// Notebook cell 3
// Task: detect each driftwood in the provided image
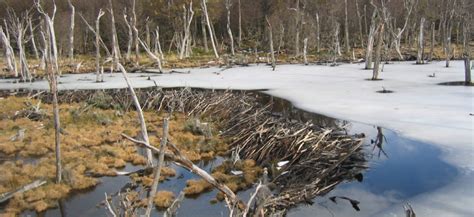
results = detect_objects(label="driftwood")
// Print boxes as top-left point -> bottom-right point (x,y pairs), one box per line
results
0,180 -> 47,203
164,191 -> 185,217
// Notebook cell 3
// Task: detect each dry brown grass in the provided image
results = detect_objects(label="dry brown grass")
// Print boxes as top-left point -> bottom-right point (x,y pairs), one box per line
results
0,95 -> 230,214
153,191 -> 176,209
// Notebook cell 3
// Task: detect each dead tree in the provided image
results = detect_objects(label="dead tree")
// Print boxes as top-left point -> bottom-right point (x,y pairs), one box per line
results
372,21 -> 385,80
201,0 -> 219,58
145,17 -> 151,48
0,26 -> 17,76
117,63 -> 154,166
124,13 -> 133,61
443,0 -> 456,68
416,17 -> 425,64
132,0 -> 140,64
365,10 -> 378,69
67,0 -> 75,60
382,0 -> 416,60
278,23 -> 285,54
36,0 -> 62,183
289,0 -> 302,56
356,0 -> 364,47
108,0 -> 121,71
79,14 -> 111,57
7,9 -> 32,81
461,0 -> 471,84
225,0 -> 235,56
145,118 -> 169,217
139,38 -> 163,72
179,2 -> 194,60
154,26 -> 165,61
303,38 -> 308,65
266,16 -> 276,71
332,21 -> 342,63
344,0 -> 350,52
201,15 -> 209,52
315,13 -> 320,52
95,9 -> 106,83
28,18 -> 39,59
429,22 -> 435,62
238,0 -> 242,47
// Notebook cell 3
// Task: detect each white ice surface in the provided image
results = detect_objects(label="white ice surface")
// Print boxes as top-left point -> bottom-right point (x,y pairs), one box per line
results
1,61 -> 473,216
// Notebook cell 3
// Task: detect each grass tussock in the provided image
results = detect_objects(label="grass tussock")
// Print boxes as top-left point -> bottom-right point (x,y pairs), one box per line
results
153,191 -> 175,209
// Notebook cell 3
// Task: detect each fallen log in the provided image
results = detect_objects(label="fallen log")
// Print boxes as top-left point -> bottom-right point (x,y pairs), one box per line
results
0,180 -> 47,203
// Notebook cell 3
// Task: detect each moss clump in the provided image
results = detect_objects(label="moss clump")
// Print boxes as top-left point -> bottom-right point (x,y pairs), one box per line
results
183,179 -> 213,196
153,191 -> 175,209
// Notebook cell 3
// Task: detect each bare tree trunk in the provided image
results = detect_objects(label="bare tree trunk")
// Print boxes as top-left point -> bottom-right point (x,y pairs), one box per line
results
28,18 -> 39,59
17,24 -> 31,81
154,26 -> 165,61
416,17 -> 425,64
225,0 -> 235,56
373,22 -> 385,80
278,23 -> 285,54
67,0 -> 75,60
145,17 -> 151,48
294,0 -> 301,56
201,15 -> 208,52
117,63 -> 154,166
344,0 -> 350,52
266,16 -> 276,71
333,21 -> 341,63
36,0 -> 61,183
0,26 -> 17,76
462,13 -> 471,84
145,118 -> 169,217
124,13 -> 133,61
95,9 -> 105,83
179,2 -> 194,60
139,38 -> 163,72
132,0 -> 140,65
316,13 -> 320,52
365,10 -> 377,69
201,0 -> 219,58
356,0 -> 364,47
429,22 -> 435,62
303,38 -> 308,65
108,0 -> 121,71
238,0 -> 242,47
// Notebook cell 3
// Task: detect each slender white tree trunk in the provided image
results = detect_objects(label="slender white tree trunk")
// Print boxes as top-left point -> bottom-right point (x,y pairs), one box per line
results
108,0 -> 121,71
28,18 -> 39,59
0,26 -> 17,76
373,22 -> 385,80
356,0 -> 364,47
238,0 -> 242,47
344,0 -> 350,53
266,17 -> 276,71
416,17 -> 425,64
429,22 -> 435,62
225,0 -> 235,56
303,38 -> 308,65
145,118 -> 169,217
95,9 -> 105,83
365,10 -> 377,69
179,2 -> 194,59
316,13 -> 320,52
132,0 -> 140,65
67,0 -> 75,60
201,0 -> 219,58
124,13 -> 133,61
154,26 -> 165,61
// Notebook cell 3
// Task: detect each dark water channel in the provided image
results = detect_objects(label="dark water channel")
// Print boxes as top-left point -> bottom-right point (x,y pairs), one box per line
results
5,90 -> 458,217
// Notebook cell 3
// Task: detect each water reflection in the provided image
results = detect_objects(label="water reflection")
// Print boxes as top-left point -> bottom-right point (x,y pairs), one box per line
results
288,123 -> 459,217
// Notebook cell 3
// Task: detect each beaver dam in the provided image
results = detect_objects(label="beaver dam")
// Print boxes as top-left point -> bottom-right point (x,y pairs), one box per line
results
0,88 -> 367,216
